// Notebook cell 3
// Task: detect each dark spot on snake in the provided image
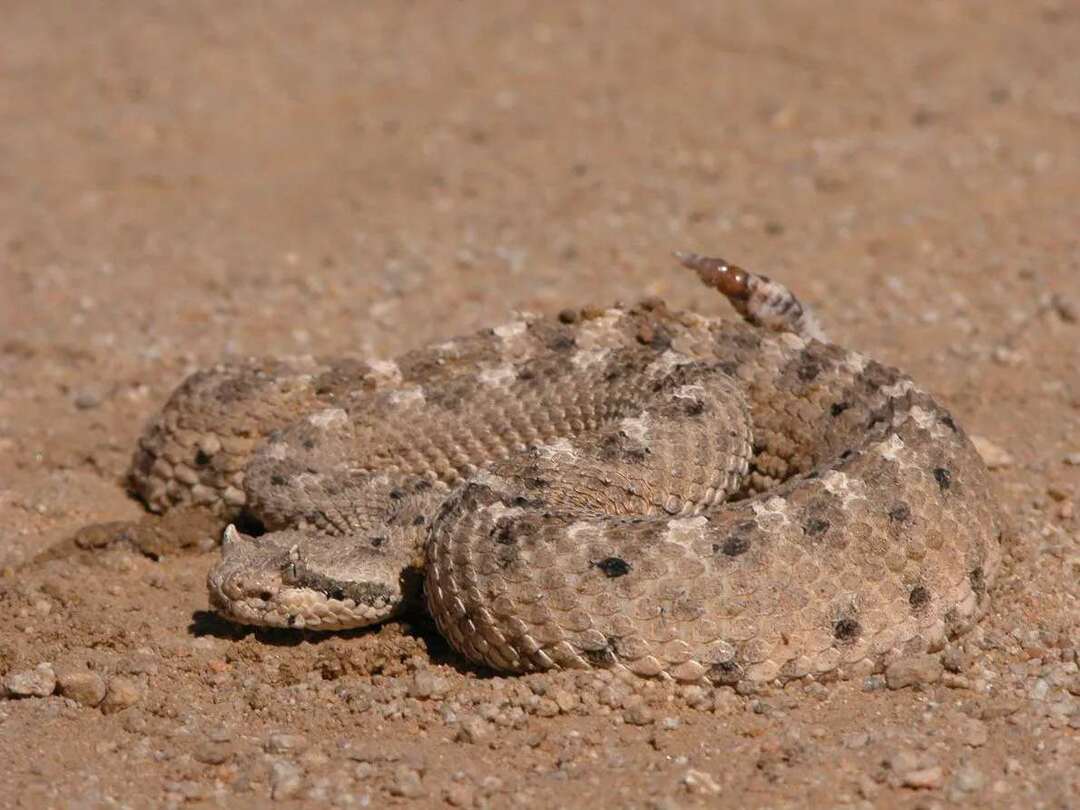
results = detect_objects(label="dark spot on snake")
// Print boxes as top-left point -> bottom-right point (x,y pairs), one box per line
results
414,479 -> 432,492
830,401 -> 851,417
833,618 -> 861,642
389,488 -> 404,500
194,449 -> 212,466
557,308 -> 579,324
412,515 -> 425,526
683,399 -> 706,416
969,566 -> 985,597
302,438 -> 317,450
548,334 -> 576,352
909,585 -> 931,610
707,659 -> 743,686
326,586 -> 346,601
840,449 -> 856,461
258,590 -> 273,601
797,360 -> 820,382
933,467 -> 951,491
804,518 -> 830,537
581,638 -> 618,667
270,473 -> 287,486
370,536 -> 386,548
517,367 -> 536,382
940,413 -> 958,432
511,495 -> 542,508
889,503 -> 911,522
594,557 -> 631,578
867,414 -> 889,431
492,522 -> 516,545
717,360 -> 739,376
720,534 -> 751,556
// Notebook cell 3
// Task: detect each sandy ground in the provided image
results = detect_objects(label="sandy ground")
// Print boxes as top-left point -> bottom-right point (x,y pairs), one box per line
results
1,1 -> 1078,808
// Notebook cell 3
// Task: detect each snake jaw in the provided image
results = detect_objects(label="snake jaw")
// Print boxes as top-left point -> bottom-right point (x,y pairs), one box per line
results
207,525 -> 413,630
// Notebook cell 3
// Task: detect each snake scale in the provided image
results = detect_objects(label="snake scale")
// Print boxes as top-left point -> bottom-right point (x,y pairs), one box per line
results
130,254 -> 1003,688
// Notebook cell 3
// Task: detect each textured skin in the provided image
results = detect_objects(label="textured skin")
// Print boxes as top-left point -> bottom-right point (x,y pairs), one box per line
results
132,258 -> 1004,687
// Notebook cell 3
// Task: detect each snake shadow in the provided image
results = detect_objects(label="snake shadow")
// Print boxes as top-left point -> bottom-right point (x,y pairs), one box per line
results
186,609 -> 496,678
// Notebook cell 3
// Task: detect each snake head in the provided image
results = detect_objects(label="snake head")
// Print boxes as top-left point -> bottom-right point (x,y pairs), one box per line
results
207,525 -> 421,630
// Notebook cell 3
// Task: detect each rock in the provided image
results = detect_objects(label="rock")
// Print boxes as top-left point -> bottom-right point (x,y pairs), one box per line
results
681,769 -> 721,796
901,765 -> 945,790
843,731 -> 870,749
1064,452 -> 1080,466
193,741 -> 233,765
389,765 -> 424,798
3,663 -> 56,698
408,670 -> 449,700
271,760 -> 303,800
970,436 -> 1014,469
266,732 -> 308,754
455,716 -> 491,744
623,696 -> 654,726
56,668 -> 106,707
100,676 -> 141,714
958,717 -> 989,747
445,782 -> 476,807
886,655 -> 943,689
952,765 -> 985,793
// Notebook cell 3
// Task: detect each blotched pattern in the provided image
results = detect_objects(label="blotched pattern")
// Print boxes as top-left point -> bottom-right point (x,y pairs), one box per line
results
133,276 -> 1003,688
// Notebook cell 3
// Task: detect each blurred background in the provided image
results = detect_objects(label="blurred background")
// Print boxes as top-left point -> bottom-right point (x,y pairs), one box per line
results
0,1 -> 1077,557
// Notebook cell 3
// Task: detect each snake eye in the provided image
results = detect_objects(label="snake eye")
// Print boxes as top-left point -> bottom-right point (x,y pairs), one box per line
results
258,590 -> 273,601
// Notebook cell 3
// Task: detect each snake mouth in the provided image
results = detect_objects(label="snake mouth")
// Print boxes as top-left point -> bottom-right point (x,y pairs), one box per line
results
206,579 -> 401,630
206,525 -> 405,630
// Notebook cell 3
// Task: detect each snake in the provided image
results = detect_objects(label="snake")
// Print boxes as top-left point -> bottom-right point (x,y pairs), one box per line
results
129,254 -> 1003,687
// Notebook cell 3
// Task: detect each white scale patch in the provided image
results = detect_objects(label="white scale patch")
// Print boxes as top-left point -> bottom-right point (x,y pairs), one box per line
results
843,352 -> 868,375
751,496 -> 791,530
879,433 -> 906,462
821,469 -> 868,508
778,332 -> 808,352
492,320 -> 528,340
907,405 -> 948,439
387,386 -> 426,407
618,415 -> 651,444
366,359 -> 402,386
645,350 -> 686,379
881,379 -> 914,398
570,348 -> 611,369
307,408 -> 348,430
663,515 -> 709,549
477,364 -> 517,387
532,437 -> 581,460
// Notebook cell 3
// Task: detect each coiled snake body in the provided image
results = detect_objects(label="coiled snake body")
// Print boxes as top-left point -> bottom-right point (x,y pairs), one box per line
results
131,255 -> 1002,687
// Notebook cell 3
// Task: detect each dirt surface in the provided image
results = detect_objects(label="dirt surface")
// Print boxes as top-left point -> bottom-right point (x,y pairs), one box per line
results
1,2 -> 1078,808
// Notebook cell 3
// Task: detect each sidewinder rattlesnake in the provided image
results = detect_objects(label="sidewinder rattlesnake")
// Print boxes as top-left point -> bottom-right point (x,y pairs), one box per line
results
130,253 -> 1003,688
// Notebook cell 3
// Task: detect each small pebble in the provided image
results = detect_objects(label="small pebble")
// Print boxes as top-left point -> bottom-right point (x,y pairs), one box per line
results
389,765 -> 424,798
958,717 -> 989,747
270,760 -> 303,800
266,732 -> 308,754
455,716 -> 491,744
952,765 -> 985,793
623,696 -> 654,726
100,676 -> 141,714
681,769 -> 721,796
3,663 -> 56,698
886,655 -> 943,689
901,765 -> 945,790
56,669 -> 106,707
970,436 -> 1014,469
1063,452 -> 1080,466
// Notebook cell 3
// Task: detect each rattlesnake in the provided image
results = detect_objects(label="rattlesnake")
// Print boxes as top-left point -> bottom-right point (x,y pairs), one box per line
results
130,254 -> 1003,687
